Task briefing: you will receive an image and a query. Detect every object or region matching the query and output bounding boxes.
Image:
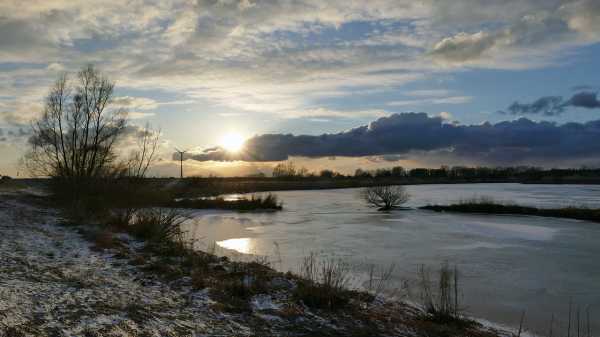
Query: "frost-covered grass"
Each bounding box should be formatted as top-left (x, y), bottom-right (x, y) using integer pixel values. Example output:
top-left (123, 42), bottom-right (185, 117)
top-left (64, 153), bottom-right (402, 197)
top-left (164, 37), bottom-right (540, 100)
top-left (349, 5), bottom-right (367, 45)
top-left (0, 192), bottom-right (239, 336)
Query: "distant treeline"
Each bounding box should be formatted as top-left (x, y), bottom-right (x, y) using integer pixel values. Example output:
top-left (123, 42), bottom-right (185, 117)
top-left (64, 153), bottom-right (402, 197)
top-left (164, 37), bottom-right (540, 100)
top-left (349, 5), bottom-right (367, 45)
top-left (162, 164), bottom-right (600, 197)
top-left (265, 162), bottom-right (600, 183)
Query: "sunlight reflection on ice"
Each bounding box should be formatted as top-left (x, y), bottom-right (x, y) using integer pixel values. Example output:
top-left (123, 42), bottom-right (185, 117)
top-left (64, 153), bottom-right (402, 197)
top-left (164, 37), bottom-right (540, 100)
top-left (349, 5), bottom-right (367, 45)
top-left (217, 237), bottom-right (252, 254)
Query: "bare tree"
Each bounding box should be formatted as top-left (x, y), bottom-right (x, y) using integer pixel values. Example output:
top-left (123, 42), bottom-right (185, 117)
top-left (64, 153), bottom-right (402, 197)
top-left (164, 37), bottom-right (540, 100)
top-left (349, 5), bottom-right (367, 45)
top-left (26, 65), bottom-right (127, 178)
top-left (362, 185), bottom-right (409, 211)
top-left (126, 123), bottom-right (160, 178)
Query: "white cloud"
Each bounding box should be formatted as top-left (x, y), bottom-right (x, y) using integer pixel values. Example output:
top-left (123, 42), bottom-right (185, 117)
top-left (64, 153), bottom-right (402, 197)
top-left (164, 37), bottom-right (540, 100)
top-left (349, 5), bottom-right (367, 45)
top-left (127, 111), bottom-right (156, 119)
top-left (406, 89), bottom-right (452, 97)
top-left (387, 96), bottom-right (472, 107)
top-left (439, 111), bottom-right (453, 120)
top-left (113, 96), bottom-right (160, 110)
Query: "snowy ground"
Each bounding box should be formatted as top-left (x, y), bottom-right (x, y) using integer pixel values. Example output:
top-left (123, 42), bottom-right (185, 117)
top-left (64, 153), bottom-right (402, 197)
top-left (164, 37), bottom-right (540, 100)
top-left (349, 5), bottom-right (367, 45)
top-left (0, 190), bottom-right (250, 336)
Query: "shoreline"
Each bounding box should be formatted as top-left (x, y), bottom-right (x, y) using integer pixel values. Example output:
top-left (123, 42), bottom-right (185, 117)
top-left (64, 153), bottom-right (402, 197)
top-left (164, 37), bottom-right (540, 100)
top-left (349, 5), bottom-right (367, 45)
top-left (8, 177), bottom-right (600, 197)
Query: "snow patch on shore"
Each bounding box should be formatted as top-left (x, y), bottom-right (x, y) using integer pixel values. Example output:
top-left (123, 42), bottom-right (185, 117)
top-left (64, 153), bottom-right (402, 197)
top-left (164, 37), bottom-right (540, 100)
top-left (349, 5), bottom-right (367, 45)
top-left (0, 192), bottom-right (245, 336)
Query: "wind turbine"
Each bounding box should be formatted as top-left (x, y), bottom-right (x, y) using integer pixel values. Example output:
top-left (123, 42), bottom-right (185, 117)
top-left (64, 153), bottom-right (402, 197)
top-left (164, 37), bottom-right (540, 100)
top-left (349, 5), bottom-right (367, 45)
top-left (174, 148), bottom-right (188, 179)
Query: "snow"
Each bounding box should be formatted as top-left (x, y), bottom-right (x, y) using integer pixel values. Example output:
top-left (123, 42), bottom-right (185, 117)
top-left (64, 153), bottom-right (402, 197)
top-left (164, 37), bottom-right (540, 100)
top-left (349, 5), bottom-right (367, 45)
top-left (251, 294), bottom-right (281, 311)
top-left (0, 191), bottom-right (245, 336)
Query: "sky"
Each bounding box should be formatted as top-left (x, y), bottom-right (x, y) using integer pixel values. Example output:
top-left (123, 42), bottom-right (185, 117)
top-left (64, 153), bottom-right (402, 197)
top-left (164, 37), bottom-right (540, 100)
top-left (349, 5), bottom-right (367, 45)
top-left (1, 0), bottom-right (600, 177)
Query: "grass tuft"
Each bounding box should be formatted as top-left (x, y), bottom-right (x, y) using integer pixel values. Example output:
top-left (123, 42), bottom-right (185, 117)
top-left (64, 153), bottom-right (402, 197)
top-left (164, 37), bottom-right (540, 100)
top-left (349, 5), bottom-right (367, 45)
top-left (127, 208), bottom-right (188, 254)
top-left (419, 262), bottom-right (468, 325)
top-left (293, 252), bottom-right (353, 310)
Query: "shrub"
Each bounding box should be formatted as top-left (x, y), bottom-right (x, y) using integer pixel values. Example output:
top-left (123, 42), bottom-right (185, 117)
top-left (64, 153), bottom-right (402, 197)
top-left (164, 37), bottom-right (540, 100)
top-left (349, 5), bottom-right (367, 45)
top-left (50, 177), bottom-right (173, 223)
top-left (128, 208), bottom-right (188, 253)
top-left (171, 193), bottom-right (282, 211)
top-left (294, 252), bottom-right (353, 309)
top-left (421, 197), bottom-right (600, 223)
top-left (362, 184), bottom-right (410, 211)
top-left (419, 262), bottom-right (462, 323)
top-left (365, 263), bottom-right (396, 301)
top-left (105, 207), bottom-right (137, 230)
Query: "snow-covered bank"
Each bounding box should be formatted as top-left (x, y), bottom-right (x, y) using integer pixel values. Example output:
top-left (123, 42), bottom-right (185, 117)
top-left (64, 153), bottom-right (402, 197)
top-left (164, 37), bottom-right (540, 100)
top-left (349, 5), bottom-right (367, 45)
top-left (0, 191), bottom-right (242, 336)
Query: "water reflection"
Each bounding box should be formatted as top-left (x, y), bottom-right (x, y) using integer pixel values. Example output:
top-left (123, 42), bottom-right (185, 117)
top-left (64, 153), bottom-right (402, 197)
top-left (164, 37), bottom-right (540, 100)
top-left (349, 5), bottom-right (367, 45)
top-left (217, 237), bottom-right (253, 254)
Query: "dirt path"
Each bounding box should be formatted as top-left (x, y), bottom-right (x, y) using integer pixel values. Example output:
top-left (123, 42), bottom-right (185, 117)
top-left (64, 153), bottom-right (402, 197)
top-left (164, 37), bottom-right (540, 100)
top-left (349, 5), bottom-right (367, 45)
top-left (0, 191), bottom-right (248, 336)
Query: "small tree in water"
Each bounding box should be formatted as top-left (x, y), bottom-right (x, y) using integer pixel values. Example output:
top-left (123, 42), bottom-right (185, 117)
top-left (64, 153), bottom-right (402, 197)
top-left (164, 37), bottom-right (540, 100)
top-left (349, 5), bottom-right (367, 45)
top-left (362, 185), bottom-right (409, 211)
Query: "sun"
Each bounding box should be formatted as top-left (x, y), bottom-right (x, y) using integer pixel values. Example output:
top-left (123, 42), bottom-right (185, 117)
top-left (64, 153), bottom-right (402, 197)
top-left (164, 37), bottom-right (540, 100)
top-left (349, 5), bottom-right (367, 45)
top-left (220, 132), bottom-right (245, 152)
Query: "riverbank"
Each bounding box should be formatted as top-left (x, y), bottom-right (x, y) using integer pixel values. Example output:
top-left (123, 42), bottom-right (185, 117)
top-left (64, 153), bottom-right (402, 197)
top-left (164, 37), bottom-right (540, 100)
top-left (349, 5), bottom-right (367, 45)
top-left (0, 188), bottom-right (510, 337)
top-left (156, 177), bottom-right (561, 197)
top-left (12, 176), bottom-right (600, 202)
top-left (420, 199), bottom-right (600, 223)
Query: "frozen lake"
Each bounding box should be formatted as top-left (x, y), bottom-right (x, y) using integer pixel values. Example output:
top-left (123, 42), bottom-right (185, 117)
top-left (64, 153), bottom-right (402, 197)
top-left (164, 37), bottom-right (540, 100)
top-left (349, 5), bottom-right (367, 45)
top-left (182, 183), bottom-right (600, 335)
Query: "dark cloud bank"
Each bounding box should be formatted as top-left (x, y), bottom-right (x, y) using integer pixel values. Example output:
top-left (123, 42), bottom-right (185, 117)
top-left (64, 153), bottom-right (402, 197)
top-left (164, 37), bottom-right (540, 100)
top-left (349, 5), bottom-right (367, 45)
top-left (179, 112), bottom-right (600, 166)
top-left (501, 91), bottom-right (600, 116)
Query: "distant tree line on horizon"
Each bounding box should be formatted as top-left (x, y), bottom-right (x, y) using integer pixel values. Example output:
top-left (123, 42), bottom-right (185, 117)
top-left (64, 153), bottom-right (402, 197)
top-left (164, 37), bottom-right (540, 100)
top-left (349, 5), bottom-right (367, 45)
top-left (266, 161), bottom-right (600, 181)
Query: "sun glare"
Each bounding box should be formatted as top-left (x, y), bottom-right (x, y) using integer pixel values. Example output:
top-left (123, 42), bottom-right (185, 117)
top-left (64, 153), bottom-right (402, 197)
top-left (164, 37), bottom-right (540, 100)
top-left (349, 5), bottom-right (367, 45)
top-left (220, 132), bottom-right (245, 152)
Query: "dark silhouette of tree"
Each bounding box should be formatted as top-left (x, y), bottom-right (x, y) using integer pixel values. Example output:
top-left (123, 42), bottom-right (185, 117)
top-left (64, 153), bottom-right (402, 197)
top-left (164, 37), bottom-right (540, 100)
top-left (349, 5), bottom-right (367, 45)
top-left (26, 65), bottom-right (126, 178)
top-left (362, 185), bottom-right (410, 211)
top-left (272, 161), bottom-right (297, 178)
top-left (126, 123), bottom-right (160, 178)
top-left (319, 169), bottom-right (336, 178)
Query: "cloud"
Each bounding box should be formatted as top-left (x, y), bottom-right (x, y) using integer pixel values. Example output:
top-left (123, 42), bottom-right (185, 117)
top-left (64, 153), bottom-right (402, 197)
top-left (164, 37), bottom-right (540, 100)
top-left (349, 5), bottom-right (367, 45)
top-left (0, 126), bottom-right (31, 145)
top-left (431, 31), bottom-right (496, 63)
top-left (438, 111), bottom-right (453, 120)
top-left (500, 91), bottom-right (600, 115)
top-left (0, 0), bottom-right (599, 126)
top-left (571, 85), bottom-right (594, 91)
top-left (127, 112), bottom-right (156, 120)
top-left (430, 1), bottom-right (600, 66)
top-left (1, 0), bottom-right (600, 175)
top-left (112, 96), bottom-right (159, 110)
top-left (388, 89), bottom-right (472, 107)
top-left (387, 96), bottom-right (472, 106)
top-left (180, 112), bottom-right (600, 165)
top-left (565, 91), bottom-right (600, 109)
top-left (504, 96), bottom-right (565, 116)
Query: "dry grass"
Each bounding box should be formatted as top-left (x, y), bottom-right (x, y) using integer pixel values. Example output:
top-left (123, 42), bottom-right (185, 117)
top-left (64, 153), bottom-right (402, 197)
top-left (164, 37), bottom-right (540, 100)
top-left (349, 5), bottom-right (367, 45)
top-left (422, 196), bottom-right (600, 223)
top-left (419, 263), bottom-right (465, 324)
top-left (294, 252), bottom-right (354, 309)
top-left (171, 193), bottom-right (282, 211)
top-left (366, 263), bottom-right (396, 300)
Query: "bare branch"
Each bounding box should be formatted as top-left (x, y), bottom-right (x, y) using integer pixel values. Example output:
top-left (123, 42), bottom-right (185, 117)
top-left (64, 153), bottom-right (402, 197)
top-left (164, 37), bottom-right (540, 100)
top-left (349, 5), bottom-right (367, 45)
top-left (362, 185), bottom-right (410, 211)
top-left (25, 64), bottom-right (127, 179)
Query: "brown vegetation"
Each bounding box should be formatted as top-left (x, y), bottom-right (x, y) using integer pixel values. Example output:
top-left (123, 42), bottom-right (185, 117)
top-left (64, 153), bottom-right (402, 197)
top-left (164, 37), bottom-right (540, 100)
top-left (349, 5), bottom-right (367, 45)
top-left (421, 197), bottom-right (600, 223)
top-left (171, 193), bottom-right (282, 211)
top-left (293, 252), bottom-right (354, 309)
